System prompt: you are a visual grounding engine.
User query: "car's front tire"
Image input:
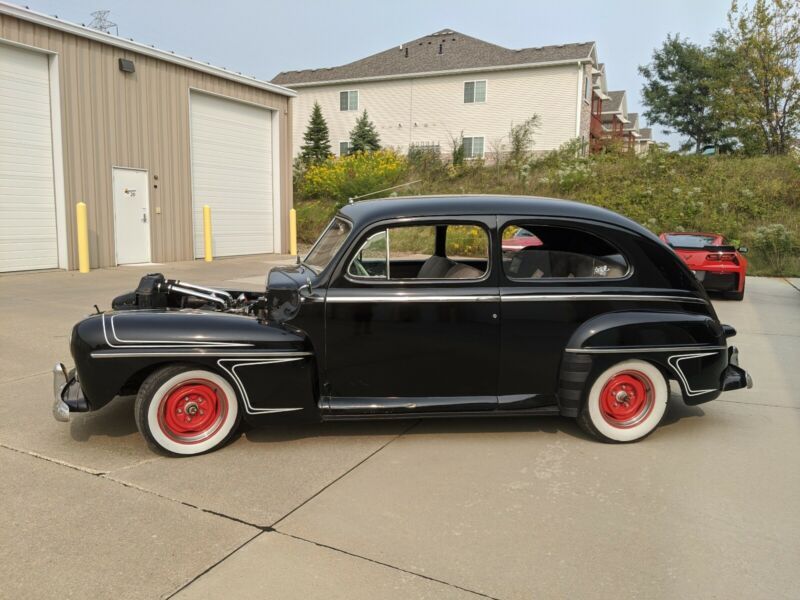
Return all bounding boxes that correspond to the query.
[578,359,668,443]
[135,365,241,456]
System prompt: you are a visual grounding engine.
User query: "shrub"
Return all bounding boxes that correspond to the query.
[747,224,797,273]
[299,149,407,205]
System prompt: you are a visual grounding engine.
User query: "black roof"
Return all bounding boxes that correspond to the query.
[338,195,654,238]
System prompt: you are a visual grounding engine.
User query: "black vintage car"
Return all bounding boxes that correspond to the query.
[54,196,752,455]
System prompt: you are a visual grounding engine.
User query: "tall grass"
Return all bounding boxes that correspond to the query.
[295,146,800,276]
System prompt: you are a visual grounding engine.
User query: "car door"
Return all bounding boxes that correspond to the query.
[323,216,500,415]
[497,217,634,406]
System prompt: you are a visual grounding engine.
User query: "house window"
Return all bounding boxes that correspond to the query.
[463,136,484,159]
[339,141,351,156]
[463,80,486,103]
[340,90,358,111]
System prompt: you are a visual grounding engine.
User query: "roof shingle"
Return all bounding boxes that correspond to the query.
[272,30,595,86]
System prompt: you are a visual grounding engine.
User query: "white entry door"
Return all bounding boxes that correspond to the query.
[113,168,151,264]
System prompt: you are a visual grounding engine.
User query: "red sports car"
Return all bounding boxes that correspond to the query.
[502,227,543,252]
[659,232,748,300]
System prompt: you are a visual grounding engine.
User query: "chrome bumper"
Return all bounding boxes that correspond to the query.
[52,363,70,422]
[722,346,753,391]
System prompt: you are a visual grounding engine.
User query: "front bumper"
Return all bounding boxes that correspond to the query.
[721,347,753,392]
[52,363,90,422]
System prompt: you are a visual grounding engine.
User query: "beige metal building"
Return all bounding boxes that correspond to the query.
[0,3,295,272]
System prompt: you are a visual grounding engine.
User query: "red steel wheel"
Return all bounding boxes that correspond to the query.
[136,366,240,456]
[580,359,668,443]
[597,371,655,429]
[158,380,227,444]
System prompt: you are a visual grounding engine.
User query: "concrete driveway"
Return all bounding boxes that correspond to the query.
[1,258,798,599]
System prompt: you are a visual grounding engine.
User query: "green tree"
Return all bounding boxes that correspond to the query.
[349,110,381,153]
[299,102,332,166]
[714,0,800,155]
[639,35,730,152]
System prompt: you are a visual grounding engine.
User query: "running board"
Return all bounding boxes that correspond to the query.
[321,407,561,421]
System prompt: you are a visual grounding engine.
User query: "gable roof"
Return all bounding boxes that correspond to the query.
[0,1,295,97]
[272,29,595,87]
[601,90,626,114]
[624,112,640,130]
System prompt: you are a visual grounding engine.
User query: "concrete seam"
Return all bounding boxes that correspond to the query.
[716,398,799,410]
[162,530,265,599]
[275,530,501,600]
[270,420,421,529]
[0,442,107,475]
[783,278,800,294]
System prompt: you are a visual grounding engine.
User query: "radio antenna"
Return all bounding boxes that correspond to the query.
[348,180,422,204]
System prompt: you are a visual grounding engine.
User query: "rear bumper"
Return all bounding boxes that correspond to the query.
[693,270,740,292]
[52,363,90,422]
[721,347,753,392]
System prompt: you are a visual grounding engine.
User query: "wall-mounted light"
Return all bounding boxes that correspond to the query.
[118,58,135,73]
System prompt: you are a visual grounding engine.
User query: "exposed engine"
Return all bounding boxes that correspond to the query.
[112,273,265,316]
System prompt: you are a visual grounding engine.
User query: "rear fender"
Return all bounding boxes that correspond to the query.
[557,311,726,415]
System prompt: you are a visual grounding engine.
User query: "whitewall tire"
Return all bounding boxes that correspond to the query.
[578,359,668,443]
[135,365,241,456]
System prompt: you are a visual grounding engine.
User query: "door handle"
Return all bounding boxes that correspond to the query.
[142,213,148,224]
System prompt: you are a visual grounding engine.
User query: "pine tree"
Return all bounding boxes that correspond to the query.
[300,102,332,166]
[348,110,381,153]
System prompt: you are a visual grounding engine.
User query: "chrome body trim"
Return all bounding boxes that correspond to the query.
[326,294,499,303]
[325,293,705,304]
[91,350,313,359]
[565,345,727,354]
[501,294,707,304]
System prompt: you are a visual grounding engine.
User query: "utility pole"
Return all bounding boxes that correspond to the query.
[88,10,118,35]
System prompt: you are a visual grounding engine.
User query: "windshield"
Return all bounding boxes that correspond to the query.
[303,217,352,273]
[666,234,721,248]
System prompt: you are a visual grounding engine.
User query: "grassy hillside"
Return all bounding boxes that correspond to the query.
[295,148,800,276]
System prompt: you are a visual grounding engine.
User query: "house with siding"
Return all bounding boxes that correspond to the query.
[273,30,609,160]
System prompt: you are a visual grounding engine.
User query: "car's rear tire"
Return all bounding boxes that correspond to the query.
[135,364,241,456]
[577,359,668,443]
[724,280,745,301]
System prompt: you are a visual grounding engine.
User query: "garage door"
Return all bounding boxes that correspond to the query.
[0,44,58,272]
[190,92,274,257]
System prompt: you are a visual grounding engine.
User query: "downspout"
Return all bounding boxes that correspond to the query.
[575,61,583,139]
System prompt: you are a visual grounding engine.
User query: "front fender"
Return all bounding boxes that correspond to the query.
[70,310,320,419]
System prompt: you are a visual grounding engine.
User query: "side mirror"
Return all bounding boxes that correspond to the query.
[738,246,748,254]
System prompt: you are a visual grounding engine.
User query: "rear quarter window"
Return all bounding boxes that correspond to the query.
[502,224,629,280]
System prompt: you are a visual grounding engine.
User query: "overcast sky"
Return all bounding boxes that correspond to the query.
[25,0,737,148]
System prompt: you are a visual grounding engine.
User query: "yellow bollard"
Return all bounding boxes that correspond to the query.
[203,205,213,262]
[289,208,298,256]
[76,201,90,273]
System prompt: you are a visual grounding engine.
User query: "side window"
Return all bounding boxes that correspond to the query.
[339,141,351,156]
[347,223,489,281]
[502,224,629,280]
[339,90,358,111]
[463,80,487,103]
